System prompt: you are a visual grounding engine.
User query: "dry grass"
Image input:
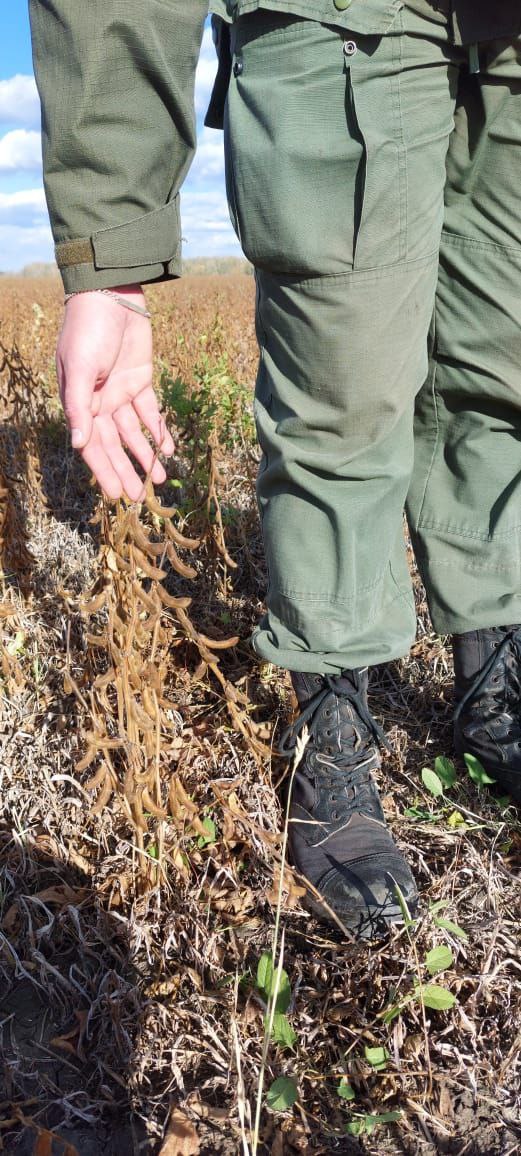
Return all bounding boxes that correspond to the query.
[0,275,520,1156]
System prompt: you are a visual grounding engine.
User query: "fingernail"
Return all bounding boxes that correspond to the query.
[70,428,84,447]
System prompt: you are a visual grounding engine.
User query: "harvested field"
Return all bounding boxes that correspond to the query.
[0,273,519,1156]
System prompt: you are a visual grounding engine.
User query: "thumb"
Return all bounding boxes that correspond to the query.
[61,371,95,449]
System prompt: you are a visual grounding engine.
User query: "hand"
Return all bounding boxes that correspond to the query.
[57,285,175,502]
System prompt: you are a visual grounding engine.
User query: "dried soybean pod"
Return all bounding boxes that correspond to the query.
[165,540,197,579]
[129,698,155,732]
[86,632,108,648]
[81,588,108,615]
[83,763,107,791]
[144,483,179,518]
[142,787,167,819]
[131,545,167,581]
[198,632,240,650]
[132,580,161,615]
[142,685,159,720]
[157,586,192,610]
[93,667,117,689]
[164,518,201,550]
[129,513,166,558]
[76,746,97,772]
[90,772,113,814]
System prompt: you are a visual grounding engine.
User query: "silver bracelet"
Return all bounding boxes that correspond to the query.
[63,288,151,318]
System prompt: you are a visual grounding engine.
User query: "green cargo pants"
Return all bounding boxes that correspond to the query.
[223,2,521,673]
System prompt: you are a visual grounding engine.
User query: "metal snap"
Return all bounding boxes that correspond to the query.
[233,59,243,78]
[343,40,357,57]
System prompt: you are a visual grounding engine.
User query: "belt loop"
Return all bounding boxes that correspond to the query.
[468,43,480,74]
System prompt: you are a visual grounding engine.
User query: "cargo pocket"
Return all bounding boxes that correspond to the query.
[346,33,407,269]
[224,11,408,277]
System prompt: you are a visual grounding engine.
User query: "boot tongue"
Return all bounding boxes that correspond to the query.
[453,625,521,700]
[290,672,326,707]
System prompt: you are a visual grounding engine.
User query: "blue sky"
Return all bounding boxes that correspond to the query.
[0,11,240,271]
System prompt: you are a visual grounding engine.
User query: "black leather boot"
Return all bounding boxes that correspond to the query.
[453,625,521,802]
[279,669,419,940]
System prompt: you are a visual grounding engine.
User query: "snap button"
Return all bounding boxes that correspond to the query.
[233,59,243,78]
[343,39,357,57]
[334,0,352,9]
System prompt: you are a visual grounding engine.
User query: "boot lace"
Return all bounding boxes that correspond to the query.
[278,669,390,775]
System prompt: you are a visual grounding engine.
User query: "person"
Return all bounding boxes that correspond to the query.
[29,1,521,940]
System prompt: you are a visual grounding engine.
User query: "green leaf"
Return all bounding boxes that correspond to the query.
[270,1014,297,1049]
[429,899,450,915]
[197,816,216,848]
[266,1076,298,1112]
[273,970,292,1013]
[392,881,416,928]
[434,917,468,942]
[381,1003,402,1025]
[422,767,444,798]
[256,952,273,996]
[416,983,456,1011]
[256,953,292,1013]
[447,810,467,830]
[364,1046,389,1070]
[346,1112,401,1136]
[434,756,457,789]
[425,945,454,976]
[464,753,496,786]
[337,1078,356,1101]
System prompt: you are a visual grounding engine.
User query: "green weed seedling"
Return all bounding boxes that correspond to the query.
[256,951,297,1049]
[266,1076,298,1112]
[429,899,469,942]
[463,752,496,788]
[337,1077,356,1101]
[380,885,458,1023]
[364,1046,390,1072]
[346,1111,401,1137]
[196,815,217,849]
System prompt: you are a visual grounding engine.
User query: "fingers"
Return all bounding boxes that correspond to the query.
[80,421,124,501]
[96,413,150,503]
[132,386,175,456]
[113,404,168,485]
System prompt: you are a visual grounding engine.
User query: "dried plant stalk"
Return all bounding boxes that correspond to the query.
[67,479,269,886]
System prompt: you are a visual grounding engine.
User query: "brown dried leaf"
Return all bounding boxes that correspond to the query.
[159,1108,200,1156]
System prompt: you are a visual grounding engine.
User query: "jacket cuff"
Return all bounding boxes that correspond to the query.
[55,195,182,292]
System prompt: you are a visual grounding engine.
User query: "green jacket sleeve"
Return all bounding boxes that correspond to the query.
[29,1,207,291]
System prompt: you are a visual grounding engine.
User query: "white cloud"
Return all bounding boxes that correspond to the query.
[0,129,42,173]
[0,75,40,129]
[180,188,241,257]
[0,186,47,215]
[0,187,52,270]
[189,125,225,182]
[195,26,218,117]
[0,223,53,272]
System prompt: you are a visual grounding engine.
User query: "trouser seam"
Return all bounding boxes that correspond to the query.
[413,321,440,532]
[441,230,521,258]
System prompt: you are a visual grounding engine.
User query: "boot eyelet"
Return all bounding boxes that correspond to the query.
[324,708,332,718]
